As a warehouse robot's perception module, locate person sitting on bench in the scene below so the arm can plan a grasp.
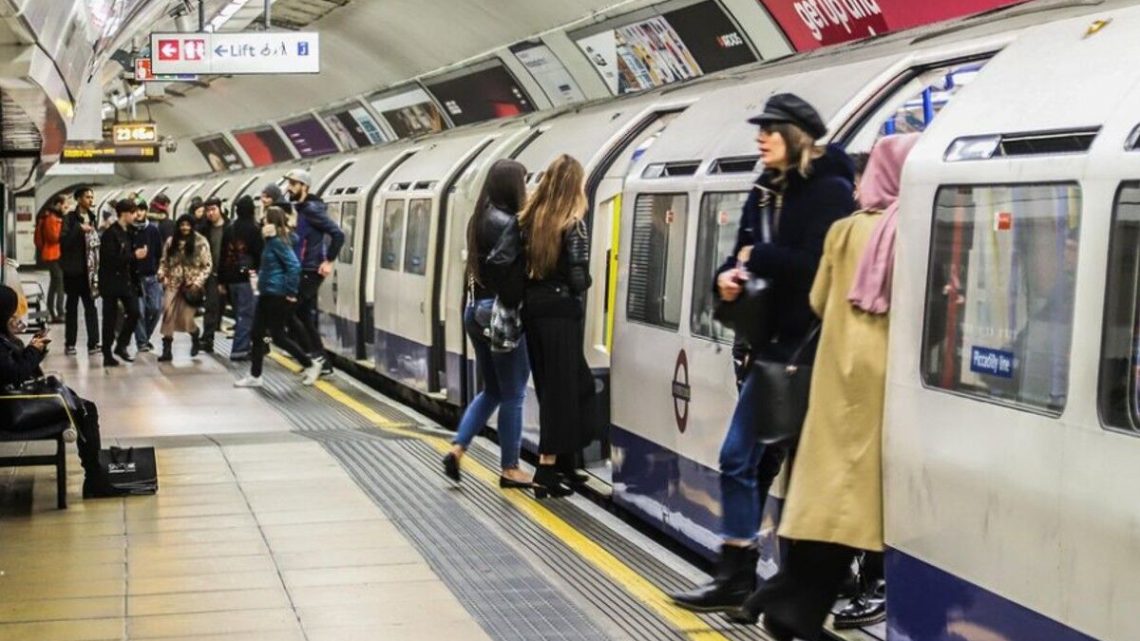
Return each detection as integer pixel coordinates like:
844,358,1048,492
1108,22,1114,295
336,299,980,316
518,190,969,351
0,285,126,498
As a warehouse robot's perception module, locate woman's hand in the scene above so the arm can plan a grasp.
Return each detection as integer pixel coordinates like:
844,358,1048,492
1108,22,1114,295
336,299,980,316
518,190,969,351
718,269,745,302
29,334,50,352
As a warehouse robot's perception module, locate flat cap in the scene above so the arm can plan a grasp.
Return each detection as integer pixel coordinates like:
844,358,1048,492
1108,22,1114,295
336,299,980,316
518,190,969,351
748,93,828,140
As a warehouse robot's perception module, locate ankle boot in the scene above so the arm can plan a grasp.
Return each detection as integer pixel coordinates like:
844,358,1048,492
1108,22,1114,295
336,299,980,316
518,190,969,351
532,464,573,499
671,544,759,613
190,332,201,357
158,338,173,362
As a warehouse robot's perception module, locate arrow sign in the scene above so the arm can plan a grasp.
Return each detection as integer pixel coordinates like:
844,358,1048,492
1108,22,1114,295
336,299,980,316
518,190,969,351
157,40,179,60
150,32,320,75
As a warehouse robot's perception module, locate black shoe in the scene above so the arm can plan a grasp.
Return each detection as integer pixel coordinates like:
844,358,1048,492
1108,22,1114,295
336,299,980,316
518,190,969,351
532,464,573,499
499,476,533,489
139,342,154,353
114,347,134,362
103,355,120,368
671,545,759,613
201,342,215,354
190,335,201,357
65,346,77,356
834,584,886,629
761,616,795,641
442,453,461,483
88,344,101,354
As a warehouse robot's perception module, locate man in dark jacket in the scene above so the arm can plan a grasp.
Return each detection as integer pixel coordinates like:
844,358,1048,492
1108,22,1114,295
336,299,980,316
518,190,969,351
60,186,100,355
199,197,227,353
284,168,344,375
149,193,175,245
99,199,145,367
218,195,263,360
132,204,165,352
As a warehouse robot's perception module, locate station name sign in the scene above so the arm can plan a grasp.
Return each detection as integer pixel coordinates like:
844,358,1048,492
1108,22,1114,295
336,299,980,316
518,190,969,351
61,141,160,164
150,32,320,75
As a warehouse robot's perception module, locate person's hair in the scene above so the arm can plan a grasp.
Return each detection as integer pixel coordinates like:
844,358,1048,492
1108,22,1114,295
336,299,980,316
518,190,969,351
848,152,871,179
265,206,290,239
189,196,204,216
465,159,527,285
763,122,822,181
73,186,92,201
114,199,136,215
234,195,255,220
168,214,197,265
518,154,586,280
50,194,66,209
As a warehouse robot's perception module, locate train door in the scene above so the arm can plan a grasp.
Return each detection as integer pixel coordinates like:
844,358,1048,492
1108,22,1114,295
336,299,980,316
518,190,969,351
332,196,362,358
317,198,343,354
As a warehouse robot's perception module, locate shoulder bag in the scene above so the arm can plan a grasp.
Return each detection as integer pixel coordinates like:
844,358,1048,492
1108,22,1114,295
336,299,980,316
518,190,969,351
746,324,820,445
712,192,778,349
0,375,80,441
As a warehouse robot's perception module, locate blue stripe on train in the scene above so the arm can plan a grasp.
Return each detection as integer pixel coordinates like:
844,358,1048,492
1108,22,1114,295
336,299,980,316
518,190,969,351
886,549,1098,641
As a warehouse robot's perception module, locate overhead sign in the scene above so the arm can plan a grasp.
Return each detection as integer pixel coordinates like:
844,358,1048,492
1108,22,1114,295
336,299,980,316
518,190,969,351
150,32,320,75
61,141,160,164
112,123,158,145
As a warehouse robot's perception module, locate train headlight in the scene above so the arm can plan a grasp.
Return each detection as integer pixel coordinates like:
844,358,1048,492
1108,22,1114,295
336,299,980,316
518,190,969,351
945,135,1000,162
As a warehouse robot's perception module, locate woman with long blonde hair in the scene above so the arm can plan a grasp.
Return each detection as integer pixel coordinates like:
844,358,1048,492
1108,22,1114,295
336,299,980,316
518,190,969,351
518,154,598,498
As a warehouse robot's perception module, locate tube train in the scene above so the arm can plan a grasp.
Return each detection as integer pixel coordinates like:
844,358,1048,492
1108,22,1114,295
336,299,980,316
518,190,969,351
104,1,1140,639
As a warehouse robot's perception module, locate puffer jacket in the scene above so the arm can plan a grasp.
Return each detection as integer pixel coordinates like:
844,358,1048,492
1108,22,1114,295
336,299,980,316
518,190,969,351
716,144,856,360
259,233,301,297
293,195,345,272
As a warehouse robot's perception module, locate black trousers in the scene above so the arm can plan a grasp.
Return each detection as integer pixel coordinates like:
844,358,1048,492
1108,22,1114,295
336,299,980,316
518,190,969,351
757,540,860,641
289,272,324,355
251,295,312,377
64,273,99,349
46,261,64,319
201,275,222,344
75,397,103,474
102,293,140,356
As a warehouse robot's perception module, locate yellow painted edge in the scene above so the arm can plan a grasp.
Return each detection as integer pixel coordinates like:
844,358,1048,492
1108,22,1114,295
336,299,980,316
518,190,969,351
273,348,730,641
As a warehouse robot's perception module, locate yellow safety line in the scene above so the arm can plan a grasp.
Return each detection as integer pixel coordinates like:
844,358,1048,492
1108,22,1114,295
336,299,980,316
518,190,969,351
266,350,729,641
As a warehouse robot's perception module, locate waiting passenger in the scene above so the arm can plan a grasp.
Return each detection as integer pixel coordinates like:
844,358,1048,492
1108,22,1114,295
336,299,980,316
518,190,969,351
671,93,856,615
261,183,289,215
442,159,531,488
133,201,166,353
99,199,145,367
199,198,227,354
157,215,212,362
234,207,321,388
729,134,920,640
0,285,126,497
519,154,598,499
61,186,101,355
218,195,263,361
149,194,175,245
34,194,66,324
284,168,345,377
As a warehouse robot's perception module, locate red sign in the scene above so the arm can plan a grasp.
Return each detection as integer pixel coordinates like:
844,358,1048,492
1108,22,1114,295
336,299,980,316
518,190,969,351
994,211,1013,232
134,58,154,81
183,39,206,61
758,0,1026,51
157,39,180,60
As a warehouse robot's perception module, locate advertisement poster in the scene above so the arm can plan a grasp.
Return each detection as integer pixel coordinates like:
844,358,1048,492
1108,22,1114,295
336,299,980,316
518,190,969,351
232,126,294,167
663,1,757,74
576,16,703,95
321,104,389,150
193,134,245,171
368,87,449,139
757,0,1025,51
511,41,586,107
279,115,339,158
425,62,535,127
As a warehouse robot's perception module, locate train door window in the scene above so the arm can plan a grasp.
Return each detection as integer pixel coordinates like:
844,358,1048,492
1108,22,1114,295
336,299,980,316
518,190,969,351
339,201,358,265
627,193,688,330
403,198,431,275
380,199,406,271
1098,183,1140,432
921,183,1081,416
691,192,747,343
324,201,342,259
841,59,990,155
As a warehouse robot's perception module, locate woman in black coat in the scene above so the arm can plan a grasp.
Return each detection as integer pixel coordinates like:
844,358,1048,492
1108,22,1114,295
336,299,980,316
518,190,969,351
671,94,856,624
0,285,125,498
519,154,598,499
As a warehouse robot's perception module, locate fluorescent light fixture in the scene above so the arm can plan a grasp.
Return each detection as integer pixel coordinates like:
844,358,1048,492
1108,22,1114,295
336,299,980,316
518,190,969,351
207,0,279,32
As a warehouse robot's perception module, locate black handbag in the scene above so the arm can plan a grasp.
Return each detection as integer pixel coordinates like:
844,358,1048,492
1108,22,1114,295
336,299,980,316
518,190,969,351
98,446,159,494
712,190,778,348
746,324,821,445
181,284,204,306
0,375,80,438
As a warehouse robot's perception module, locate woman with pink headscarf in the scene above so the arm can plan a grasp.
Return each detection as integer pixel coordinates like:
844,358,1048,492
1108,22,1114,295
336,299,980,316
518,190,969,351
729,134,921,640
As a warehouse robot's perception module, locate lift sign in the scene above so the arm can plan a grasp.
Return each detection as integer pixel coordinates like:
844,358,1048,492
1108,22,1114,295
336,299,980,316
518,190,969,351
970,346,1014,379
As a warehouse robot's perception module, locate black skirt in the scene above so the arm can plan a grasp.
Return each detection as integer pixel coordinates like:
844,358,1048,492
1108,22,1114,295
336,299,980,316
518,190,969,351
523,286,598,456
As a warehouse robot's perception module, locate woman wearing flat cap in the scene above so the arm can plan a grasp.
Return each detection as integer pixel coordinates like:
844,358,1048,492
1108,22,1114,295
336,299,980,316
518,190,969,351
671,93,856,630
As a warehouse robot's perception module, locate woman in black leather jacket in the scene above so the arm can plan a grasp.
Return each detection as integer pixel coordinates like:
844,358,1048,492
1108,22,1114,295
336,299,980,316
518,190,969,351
442,159,532,488
519,154,598,498
0,285,125,498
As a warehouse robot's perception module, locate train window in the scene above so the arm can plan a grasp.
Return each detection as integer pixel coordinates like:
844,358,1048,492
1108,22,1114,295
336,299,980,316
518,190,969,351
403,198,431,275
339,202,358,265
627,193,688,331
921,183,1081,416
380,199,406,271
691,192,746,343
1099,183,1140,432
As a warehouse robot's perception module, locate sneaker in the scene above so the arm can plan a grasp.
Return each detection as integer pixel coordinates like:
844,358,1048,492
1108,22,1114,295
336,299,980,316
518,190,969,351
234,375,264,388
834,584,886,630
230,351,251,362
114,347,134,363
65,346,77,356
320,363,335,377
301,361,322,386
139,342,154,353
88,344,101,354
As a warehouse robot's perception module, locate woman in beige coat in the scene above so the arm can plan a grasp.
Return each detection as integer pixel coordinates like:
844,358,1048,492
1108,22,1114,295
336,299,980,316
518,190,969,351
157,214,212,362
730,134,920,640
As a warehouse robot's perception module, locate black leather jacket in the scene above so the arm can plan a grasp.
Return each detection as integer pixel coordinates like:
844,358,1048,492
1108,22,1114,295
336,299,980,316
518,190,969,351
471,203,519,301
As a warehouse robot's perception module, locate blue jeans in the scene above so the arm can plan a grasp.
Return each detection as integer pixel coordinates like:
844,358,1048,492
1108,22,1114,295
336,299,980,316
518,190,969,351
229,282,256,356
719,367,789,541
453,301,529,469
134,275,164,348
